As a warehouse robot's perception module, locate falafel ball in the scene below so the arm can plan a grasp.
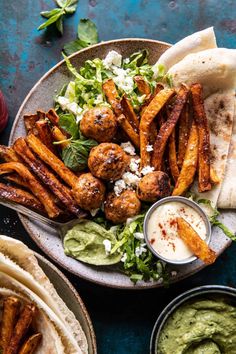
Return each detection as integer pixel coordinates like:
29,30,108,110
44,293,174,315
72,172,106,211
88,143,129,181
80,107,117,143
104,190,141,224
137,171,171,202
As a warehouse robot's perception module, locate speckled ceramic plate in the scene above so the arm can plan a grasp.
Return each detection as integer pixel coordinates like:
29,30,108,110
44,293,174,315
9,39,236,289
36,253,96,353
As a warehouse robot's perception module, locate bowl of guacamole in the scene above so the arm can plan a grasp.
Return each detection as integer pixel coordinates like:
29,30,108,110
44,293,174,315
151,285,236,354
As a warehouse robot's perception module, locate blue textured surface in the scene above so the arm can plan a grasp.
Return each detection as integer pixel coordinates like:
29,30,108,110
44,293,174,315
0,1,236,353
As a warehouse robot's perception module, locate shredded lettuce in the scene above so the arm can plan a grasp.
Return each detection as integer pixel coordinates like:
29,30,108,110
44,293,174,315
197,199,236,241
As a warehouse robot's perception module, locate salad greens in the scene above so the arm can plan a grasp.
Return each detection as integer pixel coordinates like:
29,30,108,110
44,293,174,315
38,0,78,34
63,19,99,55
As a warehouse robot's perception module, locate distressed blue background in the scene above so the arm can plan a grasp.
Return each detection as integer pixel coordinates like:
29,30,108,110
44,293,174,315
0,1,236,353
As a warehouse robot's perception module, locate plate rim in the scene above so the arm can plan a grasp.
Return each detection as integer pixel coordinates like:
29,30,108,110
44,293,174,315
9,37,232,289
35,252,97,353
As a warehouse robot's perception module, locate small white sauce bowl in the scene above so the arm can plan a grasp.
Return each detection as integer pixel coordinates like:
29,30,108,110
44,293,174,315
143,196,212,265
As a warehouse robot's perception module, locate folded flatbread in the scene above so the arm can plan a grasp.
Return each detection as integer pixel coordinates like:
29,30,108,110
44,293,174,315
158,27,236,208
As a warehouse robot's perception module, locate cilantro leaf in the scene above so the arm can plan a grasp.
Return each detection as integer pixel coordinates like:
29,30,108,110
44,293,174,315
78,19,99,45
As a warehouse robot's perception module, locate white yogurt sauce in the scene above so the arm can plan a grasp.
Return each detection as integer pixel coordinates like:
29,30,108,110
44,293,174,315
147,201,207,261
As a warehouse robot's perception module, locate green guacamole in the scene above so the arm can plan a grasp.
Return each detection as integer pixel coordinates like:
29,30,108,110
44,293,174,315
157,298,236,354
64,220,121,265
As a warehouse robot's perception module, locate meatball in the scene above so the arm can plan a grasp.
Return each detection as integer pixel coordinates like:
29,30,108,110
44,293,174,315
88,143,129,181
104,190,141,224
80,107,117,143
72,173,105,211
137,171,171,202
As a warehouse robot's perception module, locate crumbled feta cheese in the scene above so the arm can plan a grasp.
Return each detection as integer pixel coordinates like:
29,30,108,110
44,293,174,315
57,96,70,110
121,253,127,262
121,142,136,156
103,239,112,255
114,179,126,196
135,243,147,257
90,208,99,217
146,144,153,152
112,67,134,94
129,158,140,174
94,94,104,105
137,94,146,104
141,166,154,176
103,50,122,69
126,215,139,225
134,232,144,240
57,96,84,122
123,58,130,64
122,172,140,186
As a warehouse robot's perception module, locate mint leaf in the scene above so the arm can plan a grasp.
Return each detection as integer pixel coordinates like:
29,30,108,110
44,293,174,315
78,19,98,44
38,10,64,31
56,16,64,34
63,39,88,56
40,8,62,18
59,113,79,138
62,139,97,171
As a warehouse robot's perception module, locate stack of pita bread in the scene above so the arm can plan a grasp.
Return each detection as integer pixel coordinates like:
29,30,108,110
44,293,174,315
157,27,236,209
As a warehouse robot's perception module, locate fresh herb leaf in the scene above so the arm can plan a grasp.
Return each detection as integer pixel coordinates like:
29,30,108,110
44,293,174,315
56,16,64,34
59,113,79,138
165,73,173,87
40,8,62,19
62,138,98,171
63,39,88,56
198,199,236,241
78,19,98,45
124,49,148,69
38,11,64,31
56,0,78,11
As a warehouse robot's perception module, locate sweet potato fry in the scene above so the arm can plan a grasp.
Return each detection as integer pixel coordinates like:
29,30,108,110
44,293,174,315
13,138,85,218
168,128,179,182
120,94,139,131
0,296,21,350
152,85,189,171
191,83,211,192
0,162,60,218
140,83,164,116
0,145,19,162
176,217,216,264
6,303,36,354
210,167,220,185
134,76,151,96
172,120,198,196
0,182,45,212
117,114,140,148
45,108,59,126
4,174,29,189
18,333,42,354
140,88,175,168
102,79,122,116
35,120,57,154
26,134,79,188
23,114,39,133
177,103,190,168
51,126,69,149
36,110,45,120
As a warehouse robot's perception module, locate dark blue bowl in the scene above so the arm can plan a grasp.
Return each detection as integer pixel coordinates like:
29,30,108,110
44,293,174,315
150,285,236,353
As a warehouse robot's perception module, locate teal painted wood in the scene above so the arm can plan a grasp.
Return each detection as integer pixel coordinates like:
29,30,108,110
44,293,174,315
0,1,236,353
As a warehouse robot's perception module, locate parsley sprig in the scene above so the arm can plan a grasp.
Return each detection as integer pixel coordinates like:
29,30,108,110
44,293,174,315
38,0,78,34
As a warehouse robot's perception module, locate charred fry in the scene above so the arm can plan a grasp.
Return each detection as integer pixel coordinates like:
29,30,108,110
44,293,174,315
13,138,85,218
102,79,122,116
117,114,140,148
152,85,189,171
51,126,69,149
0,182,45,212
0,162,60,218
191,83,211,192
6,303,36,354
140,83,164,116
23,114,39,133
172,120,198,196
45,109,59,126
18,333,42,354
134,76,151,96
176,217,216,264
120,94,139,131
168,128,179,182
4,174,30,189
140,88,175,168
35,120,57,154
36,110,46,120
0,296,21,350
26,134,79,188
177,103,190,168
0,146,19,162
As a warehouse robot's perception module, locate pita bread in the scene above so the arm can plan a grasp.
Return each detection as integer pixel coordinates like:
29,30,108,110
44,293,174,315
0,235,88,353
157,27,216,71
166,46,236,207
